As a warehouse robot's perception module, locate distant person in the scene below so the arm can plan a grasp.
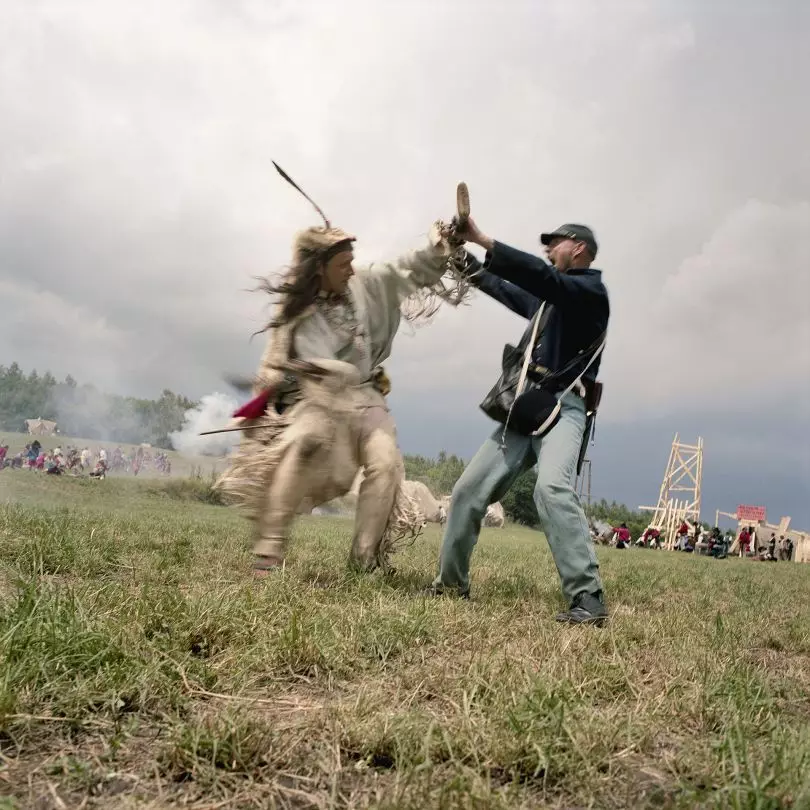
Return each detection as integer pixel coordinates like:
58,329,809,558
641,527,660,548
767,533,777,561
613,523,631,548
133,445,144,476
677,521,689,547
709,532,728,559
738,527,751,557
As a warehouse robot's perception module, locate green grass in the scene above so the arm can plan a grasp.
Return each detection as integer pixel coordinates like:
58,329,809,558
0,474,809,808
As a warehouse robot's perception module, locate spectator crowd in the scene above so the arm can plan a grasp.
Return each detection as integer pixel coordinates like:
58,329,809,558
0,439,171,479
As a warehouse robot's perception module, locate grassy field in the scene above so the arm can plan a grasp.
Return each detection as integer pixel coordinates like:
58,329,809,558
1,472,809,809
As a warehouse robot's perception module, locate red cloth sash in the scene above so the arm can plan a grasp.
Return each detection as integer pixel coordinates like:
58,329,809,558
232,388,273,420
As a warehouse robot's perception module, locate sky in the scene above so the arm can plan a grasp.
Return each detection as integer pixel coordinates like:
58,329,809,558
1,0,809,527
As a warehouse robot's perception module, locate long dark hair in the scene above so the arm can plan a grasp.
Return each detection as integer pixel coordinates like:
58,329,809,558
253,253,323,334
253,238,355,333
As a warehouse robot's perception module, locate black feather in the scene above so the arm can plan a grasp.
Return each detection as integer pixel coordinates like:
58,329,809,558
272,161,330,228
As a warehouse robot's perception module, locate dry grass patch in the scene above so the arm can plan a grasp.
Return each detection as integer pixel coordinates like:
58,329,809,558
1,475,809,808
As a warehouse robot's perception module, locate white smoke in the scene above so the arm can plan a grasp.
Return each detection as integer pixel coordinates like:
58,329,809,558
169,392,240,457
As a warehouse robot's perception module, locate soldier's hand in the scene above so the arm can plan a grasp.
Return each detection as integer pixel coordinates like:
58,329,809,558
455,216,494,252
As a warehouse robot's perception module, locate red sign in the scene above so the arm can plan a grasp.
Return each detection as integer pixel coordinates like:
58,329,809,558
737,505,766,522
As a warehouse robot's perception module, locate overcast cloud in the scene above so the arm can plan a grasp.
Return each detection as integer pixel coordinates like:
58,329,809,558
1,0,809,526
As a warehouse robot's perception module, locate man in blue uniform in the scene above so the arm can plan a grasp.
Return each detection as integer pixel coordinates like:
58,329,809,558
426,219,610,625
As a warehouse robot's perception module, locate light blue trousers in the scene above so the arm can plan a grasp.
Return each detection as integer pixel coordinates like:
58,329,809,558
432,393,603,604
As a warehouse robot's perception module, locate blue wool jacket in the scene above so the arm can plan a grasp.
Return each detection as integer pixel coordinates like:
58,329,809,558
465,241,609,388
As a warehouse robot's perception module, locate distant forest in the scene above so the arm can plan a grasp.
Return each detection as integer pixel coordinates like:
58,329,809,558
403,451,651,533
0,362,194,449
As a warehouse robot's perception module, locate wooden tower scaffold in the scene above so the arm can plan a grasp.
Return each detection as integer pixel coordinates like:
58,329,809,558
639,434,704,550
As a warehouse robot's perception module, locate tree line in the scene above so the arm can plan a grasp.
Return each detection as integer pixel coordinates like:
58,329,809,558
404,452,650,532
2,361,650,529
0,363,195,449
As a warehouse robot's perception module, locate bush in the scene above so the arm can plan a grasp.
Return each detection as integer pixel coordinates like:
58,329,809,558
500,470,540,527
585,499,649,539
151,476,225,506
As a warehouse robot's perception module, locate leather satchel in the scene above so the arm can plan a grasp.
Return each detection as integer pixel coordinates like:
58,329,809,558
479,341,526,425
480,302,606,438
479,303,551,425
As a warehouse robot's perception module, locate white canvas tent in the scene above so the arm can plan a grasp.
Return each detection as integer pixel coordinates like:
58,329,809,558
795,533,810,563
25,418,58,436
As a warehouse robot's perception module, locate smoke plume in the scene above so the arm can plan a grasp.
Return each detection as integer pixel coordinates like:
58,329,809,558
169,392,240,457
48,383,155,444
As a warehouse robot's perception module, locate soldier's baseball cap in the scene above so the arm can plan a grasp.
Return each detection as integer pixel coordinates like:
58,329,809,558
540,224,598,259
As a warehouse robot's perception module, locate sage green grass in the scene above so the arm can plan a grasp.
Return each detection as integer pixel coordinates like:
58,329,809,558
1,473,808,808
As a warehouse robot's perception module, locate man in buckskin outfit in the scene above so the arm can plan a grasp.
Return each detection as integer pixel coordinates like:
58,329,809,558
217,220,463,577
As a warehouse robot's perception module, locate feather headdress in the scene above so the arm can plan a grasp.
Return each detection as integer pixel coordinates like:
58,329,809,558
272,161,355,259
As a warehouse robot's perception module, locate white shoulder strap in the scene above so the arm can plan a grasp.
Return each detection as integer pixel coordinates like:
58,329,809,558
558,335,607,400
514,302,546,400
